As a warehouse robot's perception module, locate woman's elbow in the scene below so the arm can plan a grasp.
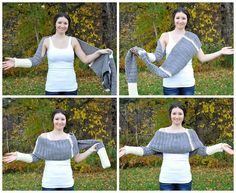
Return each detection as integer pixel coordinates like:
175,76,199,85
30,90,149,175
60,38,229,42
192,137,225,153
198,57,206,63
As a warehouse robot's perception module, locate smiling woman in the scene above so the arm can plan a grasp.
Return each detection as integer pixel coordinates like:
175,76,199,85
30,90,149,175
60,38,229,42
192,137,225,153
3,108,111,191
125,7,234,96
119,102,234,191
2,12,114,95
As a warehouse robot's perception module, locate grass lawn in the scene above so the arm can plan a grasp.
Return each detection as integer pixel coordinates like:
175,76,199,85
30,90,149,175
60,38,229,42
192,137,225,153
3,169,116,190
3,75,110,95
119,166,233,190
120,68,233,95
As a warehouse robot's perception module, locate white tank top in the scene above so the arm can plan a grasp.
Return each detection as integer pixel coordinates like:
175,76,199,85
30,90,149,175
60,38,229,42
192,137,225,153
42,134,74,188
159,153,192,183
163,32,195,88
42,160,74,188
46,36,77,92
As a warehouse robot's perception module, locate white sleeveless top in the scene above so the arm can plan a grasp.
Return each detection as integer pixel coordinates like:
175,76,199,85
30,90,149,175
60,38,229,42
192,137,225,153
42,134,74,188
163,32,195,88
46,36,77,92
159,153,192,183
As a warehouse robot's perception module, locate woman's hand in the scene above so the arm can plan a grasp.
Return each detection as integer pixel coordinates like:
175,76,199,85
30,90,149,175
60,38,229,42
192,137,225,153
130,47,139,56
3,57,15,70
87,143,99,154
222,143,234,155
119,146,126,158
220,47,234,55
3,152,17,163
97,48,113,55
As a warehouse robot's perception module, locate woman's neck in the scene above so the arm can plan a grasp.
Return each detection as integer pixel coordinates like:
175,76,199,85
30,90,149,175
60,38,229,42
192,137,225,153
173,28,186,35
51,129,65,136
168,124,185,132
53,32,67,39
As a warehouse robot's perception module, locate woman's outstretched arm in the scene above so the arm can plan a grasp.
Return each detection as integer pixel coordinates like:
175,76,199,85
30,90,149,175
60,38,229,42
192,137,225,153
3,152,33,163
72,37,112,64
74,143,98,163
196,47,234,63
3,38,48,70
206,143,234,155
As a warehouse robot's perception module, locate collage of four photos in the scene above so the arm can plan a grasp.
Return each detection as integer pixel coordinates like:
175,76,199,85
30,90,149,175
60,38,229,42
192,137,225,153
1,1,234,191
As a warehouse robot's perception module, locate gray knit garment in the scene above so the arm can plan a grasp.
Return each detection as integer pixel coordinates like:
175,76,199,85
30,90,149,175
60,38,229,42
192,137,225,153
78,139,105,151
125,31,202,83
31,134,105,162
142,129,207,156
28,37,116,95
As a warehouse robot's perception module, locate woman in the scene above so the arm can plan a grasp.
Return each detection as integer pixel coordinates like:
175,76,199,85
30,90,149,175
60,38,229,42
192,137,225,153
127,7,234,95
3,109,110,191
119,103,234,190
3,12,112,95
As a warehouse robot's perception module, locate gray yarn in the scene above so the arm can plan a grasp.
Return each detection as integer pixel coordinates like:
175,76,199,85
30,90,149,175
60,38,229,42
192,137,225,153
31,134,79,162
78,39,117,95
78,139,105,151
28,37,116,95
125,31,202,83
142,129,207,156
31,134,105,162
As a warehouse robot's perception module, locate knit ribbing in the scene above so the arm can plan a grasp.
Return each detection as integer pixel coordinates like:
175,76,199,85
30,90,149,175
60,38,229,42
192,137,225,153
32,134,79,162
142,129,207,156
125,31,201,84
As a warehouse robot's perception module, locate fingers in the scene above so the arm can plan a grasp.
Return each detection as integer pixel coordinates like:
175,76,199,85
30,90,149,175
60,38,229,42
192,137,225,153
5,152,16,156
3,65,12,71
5,57,13,60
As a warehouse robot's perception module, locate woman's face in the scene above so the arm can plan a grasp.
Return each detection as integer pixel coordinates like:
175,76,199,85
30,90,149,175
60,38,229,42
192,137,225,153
170,107,184,125
53,113,66,130
55,16,69,34
174,11,188,30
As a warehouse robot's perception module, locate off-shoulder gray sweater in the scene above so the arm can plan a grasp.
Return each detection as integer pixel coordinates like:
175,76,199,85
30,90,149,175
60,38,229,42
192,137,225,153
31,134,105,162
142,129,207,156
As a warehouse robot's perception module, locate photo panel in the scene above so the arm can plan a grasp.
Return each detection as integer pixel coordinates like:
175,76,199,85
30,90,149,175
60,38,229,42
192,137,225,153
2,98,117,191
119,98,233,190
119,2,233,96
2,2,117,96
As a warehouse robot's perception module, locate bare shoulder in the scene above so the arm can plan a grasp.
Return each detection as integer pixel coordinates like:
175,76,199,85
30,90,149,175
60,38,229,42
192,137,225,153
43,37,49,48
71,36,79,44
159,127,168,132
159,32,169,47
40,132,48,138
160,32,168,41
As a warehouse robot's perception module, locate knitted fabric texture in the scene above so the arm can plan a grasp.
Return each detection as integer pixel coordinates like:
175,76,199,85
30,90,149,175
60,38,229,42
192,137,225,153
31,134,105,162
31,134,79,162
142,129,207,156
125,31,201,83
28,37,116,95
77,139,105,151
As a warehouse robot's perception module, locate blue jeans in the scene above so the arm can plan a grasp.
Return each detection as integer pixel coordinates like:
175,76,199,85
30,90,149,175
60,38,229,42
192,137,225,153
45,90,78,96
163,86,195,95
42,186,74,191
160,181,192,191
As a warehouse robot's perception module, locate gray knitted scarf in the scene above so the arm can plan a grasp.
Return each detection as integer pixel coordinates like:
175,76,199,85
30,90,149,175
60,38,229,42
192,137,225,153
32,134,105,162
125,31,202,83
142,129,207,156
29,37,116,95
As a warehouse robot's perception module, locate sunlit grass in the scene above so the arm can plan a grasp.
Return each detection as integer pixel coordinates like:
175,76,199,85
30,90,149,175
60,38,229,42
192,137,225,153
120,166,233,190
120,68,233,95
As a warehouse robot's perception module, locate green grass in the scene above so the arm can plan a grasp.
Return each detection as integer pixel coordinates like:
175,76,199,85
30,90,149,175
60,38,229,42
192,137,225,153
120,166,233,190
3,75,110,95
120,68,233,95
3,169,116,190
